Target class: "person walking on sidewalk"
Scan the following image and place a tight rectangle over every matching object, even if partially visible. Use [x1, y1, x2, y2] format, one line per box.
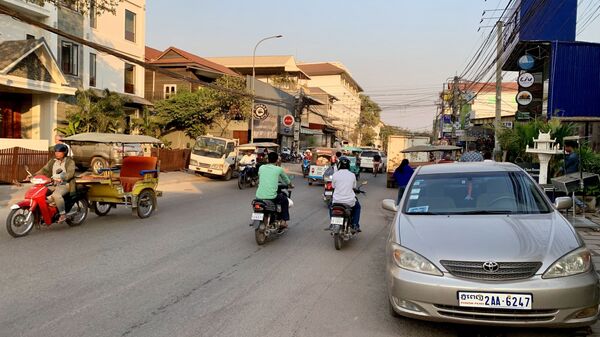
[393, 159, 414, 205]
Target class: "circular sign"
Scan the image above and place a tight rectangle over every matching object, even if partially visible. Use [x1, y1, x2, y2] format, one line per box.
[516, 91, 533, 106]
[282, 114, 294, 127]
[252, 104, 269, 120]
[518, 55, 535, 70]
[518, 72, 534, 88]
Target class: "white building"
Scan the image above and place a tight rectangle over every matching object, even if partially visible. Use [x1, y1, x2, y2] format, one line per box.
[0, 0, 146, 150]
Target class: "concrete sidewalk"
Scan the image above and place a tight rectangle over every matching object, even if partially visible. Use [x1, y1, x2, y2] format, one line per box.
[577, 212, 600, 274]
[0, 170, 205, 208]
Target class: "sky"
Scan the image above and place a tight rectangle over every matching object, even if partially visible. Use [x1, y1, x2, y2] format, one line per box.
[146, 0, 600, 132]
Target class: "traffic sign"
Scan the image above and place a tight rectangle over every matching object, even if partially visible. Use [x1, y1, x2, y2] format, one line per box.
[282, 114, 294, 127]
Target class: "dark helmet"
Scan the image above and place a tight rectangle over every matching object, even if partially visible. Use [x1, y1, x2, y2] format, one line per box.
[338, 157, 351, 170]
[267, 151, 279, 163]
[54, 143, 68, 153]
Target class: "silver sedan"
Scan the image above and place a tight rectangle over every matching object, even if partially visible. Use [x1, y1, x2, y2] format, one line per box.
[382, 162, 599, 328]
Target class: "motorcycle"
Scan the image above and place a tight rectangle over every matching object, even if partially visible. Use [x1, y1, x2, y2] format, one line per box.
[329, 181, 367, 250]
[322, 166, 335, 205]
[250, 180, 294, 245]
[6, 166, 89, 238]
[301, 158, 310, 178]
[238, 161, 258, 189]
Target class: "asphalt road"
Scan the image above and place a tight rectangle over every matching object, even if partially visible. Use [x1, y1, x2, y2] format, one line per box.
[0, 166, 596, 337]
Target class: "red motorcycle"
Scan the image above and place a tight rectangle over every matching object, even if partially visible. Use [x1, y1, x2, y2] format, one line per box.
[6, 167, 89, 238]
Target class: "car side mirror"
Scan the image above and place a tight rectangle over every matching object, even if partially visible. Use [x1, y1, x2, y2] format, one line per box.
[554, 196, 573, 210]
[382, 199, 398, 212]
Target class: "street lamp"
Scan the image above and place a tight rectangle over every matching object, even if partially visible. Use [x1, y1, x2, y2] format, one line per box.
[250, 34, 283, 143]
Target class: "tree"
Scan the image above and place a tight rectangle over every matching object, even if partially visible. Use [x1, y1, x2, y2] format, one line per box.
[26, 0, 122, 14]
[61, 89, 127, 134]
[356, 94, 381, 146]
[155, 76, 251, 139]
[132, 108, 165, 138]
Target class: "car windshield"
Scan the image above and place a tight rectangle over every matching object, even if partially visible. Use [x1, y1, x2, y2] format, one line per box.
[361, 151, 377, 157]
[193, 137, 227, 158]
[403, 171, 552, 215]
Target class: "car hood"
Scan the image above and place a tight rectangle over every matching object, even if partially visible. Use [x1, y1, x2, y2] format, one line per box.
[397, 212, 581, 270]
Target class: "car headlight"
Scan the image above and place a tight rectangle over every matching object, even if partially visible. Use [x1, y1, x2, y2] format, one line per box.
[210, 164, 223, 170]
[190, 159, 198, 166]
[543, 247, 592, 279]
[391, 243, 442, 276]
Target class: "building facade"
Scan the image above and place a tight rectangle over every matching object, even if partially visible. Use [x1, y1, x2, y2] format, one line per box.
[0, 0, 147, 149]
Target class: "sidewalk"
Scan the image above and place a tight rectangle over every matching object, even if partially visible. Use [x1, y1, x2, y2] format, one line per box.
[0, 170, 204, 208]
[577, 212, 600, 274]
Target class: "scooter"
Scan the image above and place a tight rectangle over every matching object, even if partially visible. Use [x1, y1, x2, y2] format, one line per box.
[238, 161, 258, 190]
[301, 158, 310, 178]
[250, 180, 294, 245]
[329, 181, 367, 250]
[6, 166, 89, 238]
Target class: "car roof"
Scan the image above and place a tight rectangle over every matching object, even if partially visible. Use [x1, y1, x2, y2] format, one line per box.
[416, 162, 523, 174]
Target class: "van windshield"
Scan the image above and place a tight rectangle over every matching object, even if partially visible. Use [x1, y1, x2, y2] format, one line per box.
[193, 137, 227, 158]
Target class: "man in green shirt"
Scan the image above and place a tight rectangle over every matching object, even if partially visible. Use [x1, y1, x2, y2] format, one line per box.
[256, 152, 292, 228]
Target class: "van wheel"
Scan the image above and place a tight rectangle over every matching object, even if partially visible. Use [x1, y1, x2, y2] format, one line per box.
[223, 169, 232, 181]
[90, 157, 108, 174]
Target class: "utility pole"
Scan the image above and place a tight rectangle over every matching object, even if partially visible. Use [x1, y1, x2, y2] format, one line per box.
[494, 20, 504, 158]
[452, 76, 460, 144]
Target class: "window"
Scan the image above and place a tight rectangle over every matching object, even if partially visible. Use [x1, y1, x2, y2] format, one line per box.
[26, 34, 35, 40]
[89, 53, 96, 87]
[89, 0, 97, 28]
[125, 10, 136, 42]
[61, 41, 78, 76]
[124, 63, 135, 94]
[164, 85, 177, 99]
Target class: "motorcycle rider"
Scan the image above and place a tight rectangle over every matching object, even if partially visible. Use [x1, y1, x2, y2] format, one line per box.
[31, 144, 76, 223]
[331, 157, 361, 232]
[256, 152, 293, 229]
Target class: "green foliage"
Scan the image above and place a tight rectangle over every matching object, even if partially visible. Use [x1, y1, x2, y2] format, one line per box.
[132, 108, 165, 138]
[27, 0, 121, 14]
[55, 118, 80, 136]
[65, 89, 127, 133]
[579, 146, 600, 175]
[356, 94, 381, 146]
[155, 76, 251, 139]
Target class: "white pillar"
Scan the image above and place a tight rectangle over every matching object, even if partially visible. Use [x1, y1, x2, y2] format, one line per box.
[538, 153, 552, 185]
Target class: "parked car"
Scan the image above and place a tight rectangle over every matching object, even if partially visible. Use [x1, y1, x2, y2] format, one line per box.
[359, 150, 387, 173]
[381, 162, 599, 328]
[63, 133, 146, 174]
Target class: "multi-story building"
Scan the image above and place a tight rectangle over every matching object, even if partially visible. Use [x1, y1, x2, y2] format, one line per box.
[0, 0, 147, 149]
[297, 62, 363, 144]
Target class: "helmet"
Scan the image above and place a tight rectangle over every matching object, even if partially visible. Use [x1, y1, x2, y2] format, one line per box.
[338, 157, 351, 170]
[54, 143, 68, 153]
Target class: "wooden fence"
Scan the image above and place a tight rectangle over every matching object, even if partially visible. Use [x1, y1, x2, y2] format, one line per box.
[151, 148, 191, 172]
[0, 147, 53, 184]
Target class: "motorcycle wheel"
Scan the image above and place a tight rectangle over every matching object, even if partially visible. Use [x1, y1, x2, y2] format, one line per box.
[6, 207, 35, 238]
[136, 189, 156, 219]
[66, 199, 89, 227]
[238, 175, 245, 190]
[333, 233, 343, 250]
[255, 215, 268, 245]
[92, 202, 111, 216]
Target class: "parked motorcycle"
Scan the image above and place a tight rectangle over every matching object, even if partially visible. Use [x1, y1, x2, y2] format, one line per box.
[329, 181, 367, 250]
[250, 181, 294, 245]
[238, 161, 258, 189]
[301, 158, 310, 178]
[6, 166, 88, 238]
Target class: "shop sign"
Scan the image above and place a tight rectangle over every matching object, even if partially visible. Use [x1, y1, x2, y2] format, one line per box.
[518, 55, 535, 70]
[516, 111, 531, 120]
[516, 91, 533, 106]
[252, 104, 269, 120]
[518, 72, 534, 88]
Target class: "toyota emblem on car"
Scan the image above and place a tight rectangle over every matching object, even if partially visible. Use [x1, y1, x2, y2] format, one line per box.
[482, 261, 499, 273]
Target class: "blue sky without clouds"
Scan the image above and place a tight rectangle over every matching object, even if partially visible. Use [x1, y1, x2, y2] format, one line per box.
[146, 0, 600, 131]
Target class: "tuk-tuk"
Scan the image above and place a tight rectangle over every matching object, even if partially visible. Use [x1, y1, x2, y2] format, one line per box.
[236, 142, 280, 164]
[236, 142, 279, 189]
[308, 147, 336, 185]
[67, 133, 163, 219]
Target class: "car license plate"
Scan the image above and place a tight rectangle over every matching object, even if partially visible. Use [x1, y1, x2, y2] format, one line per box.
[330, 217, 344, 225]
[324, 191, 333, 196]
[458, 292, 532, 310]
[251, 213, 264, 221]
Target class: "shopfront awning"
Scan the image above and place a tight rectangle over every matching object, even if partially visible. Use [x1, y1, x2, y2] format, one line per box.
[301, 127, 323, 135]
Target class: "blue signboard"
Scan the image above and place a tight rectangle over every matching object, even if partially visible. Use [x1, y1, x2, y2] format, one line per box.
[518, 55, 535, 70]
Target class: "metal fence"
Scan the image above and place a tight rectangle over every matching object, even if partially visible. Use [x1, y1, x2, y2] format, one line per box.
[150, 148, 191, 172]
[0, 147, 53, 184]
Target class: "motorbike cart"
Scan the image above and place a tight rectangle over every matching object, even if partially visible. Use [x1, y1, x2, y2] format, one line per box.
[77, 156, 162, 219]
[308, 148, 336, 186]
